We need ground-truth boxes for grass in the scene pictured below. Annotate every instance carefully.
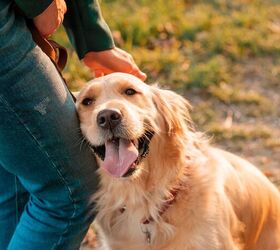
[53,0,280,184]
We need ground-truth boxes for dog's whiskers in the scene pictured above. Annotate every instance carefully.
[79,136,91,152]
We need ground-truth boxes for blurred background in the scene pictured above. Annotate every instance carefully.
[52,0,280,248]
[54,0,280,187]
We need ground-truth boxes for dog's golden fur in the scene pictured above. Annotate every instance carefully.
[76,73,280,250]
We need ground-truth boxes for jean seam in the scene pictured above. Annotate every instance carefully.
[0,94,77,249]
[14,177,19,224]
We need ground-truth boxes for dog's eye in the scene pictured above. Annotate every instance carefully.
[81,98,93,106]
[125,88,136,96]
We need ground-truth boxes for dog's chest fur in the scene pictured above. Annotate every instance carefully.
[98,207,163,250]
[94,174,180,250]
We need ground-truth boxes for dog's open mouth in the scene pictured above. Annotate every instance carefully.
[91,131,154,178]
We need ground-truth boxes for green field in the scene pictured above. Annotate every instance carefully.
[53,0,280,185]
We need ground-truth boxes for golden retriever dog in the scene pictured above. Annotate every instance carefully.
[76,73,280,250]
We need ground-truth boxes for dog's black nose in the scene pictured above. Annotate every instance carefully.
[97,109,122,129]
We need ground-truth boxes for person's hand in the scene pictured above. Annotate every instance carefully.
[33,0,67,38]
[83,47,147,81]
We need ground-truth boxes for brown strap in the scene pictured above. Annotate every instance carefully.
[48,40,68,72]
[28,23,68,72]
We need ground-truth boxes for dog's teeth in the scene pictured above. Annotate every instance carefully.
[133,139,139,148]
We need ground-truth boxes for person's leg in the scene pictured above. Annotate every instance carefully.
[0,2,98,250]
[0,165,29,247]
[0,3,31,246]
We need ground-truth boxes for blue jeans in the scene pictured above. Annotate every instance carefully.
[0,1,98,249]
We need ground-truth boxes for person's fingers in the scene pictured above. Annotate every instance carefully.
[95,63,147,81]
[134,70,147,81]
[33,0,66,37]
[129,67,147,81]
[122,51,147,81]
[83,49,147,81]
[126,56,147,81]
[60,0,67,14]
[94,64,146,81]
[94,69,105,78]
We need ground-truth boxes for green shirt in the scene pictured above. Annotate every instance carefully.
[15,0,115,59]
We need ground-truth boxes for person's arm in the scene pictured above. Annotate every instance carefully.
[63,0,146,80]
[63,0,114,59]
[15,0,146,80]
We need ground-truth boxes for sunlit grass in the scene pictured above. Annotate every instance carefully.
[53,0,280,92]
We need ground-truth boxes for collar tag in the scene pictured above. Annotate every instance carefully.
[141,223,152,244]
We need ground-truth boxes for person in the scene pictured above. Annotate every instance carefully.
[0,0,146,249]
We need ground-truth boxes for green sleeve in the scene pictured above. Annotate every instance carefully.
[14,0,53,18]
[63,0,115,59]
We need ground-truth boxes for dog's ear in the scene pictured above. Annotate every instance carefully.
[152,86,192,136]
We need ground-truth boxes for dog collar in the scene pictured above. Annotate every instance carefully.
[141,183,183,225]
[119,180,187,244]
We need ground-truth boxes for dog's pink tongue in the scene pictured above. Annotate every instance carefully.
[102,139,138,177]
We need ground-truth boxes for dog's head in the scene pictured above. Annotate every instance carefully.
[76,73,192,179]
